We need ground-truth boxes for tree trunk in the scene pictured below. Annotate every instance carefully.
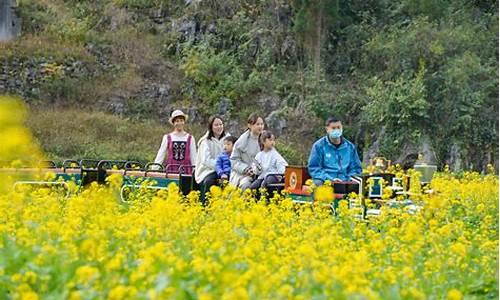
[314,11,322,82]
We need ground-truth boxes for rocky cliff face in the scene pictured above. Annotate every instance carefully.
[0,0,21,41]
[0,1,497,170]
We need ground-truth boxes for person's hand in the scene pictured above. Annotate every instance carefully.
[244,167,254,176]
[221,174,228,180]
[251,162,262,175]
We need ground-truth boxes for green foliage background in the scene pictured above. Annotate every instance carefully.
[1,0,497,169]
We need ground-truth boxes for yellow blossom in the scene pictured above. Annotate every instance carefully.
[447,289,463,300]
[20,291,39,300]
[0,107,497,300]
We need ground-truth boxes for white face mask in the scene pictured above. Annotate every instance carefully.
[329,128,342,139]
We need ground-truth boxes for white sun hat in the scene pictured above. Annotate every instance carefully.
[169,109,188,125]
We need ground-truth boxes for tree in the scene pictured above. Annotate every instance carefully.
[291,0,339,80]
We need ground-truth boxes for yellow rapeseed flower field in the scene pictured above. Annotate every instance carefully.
[0,97,498,299]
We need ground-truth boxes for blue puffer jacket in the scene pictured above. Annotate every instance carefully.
[215,151,232,178]
[307,136,362,182]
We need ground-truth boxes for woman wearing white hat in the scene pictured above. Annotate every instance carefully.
[154,110,197,174]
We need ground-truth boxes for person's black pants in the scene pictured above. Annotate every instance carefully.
[249,175,282,189]
[200,172,219,205]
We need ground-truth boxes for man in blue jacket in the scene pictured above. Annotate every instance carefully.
[308,117,362,185]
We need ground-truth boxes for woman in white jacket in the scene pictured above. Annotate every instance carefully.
[195,116,228,190]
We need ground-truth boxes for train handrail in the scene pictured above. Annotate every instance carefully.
[79,159,101,170]
[178,164,195,176]
[162,164,193,178]
[62,159,80,172]
[165,164,184,176]
[41,160,58,169]
[97,160,128,171]
[350,176,363,198]
[144,163,165,177]
[124,161,143,175]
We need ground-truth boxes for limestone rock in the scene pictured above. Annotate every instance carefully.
[362,127,386,165]
[0,0,21,41]
[256,95,281,114]
[446,143,463,172]
[396,135,438,168]
[265,110,287,137]
[217,97,231,117]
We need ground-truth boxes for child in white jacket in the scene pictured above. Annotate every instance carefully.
[249,131,288,190]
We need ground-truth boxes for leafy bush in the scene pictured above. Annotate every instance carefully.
[6,0,498,171]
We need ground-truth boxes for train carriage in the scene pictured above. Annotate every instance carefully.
[1,157,435,218]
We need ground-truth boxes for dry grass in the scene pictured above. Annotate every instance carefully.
[25,108,205,163]
[24,107,310,165]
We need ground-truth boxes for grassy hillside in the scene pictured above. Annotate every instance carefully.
[2,0,498,171]
[25,109,308,164]
[25,109,192,163]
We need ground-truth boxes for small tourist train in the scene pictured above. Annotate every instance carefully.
[2,110,440,218]
[1,157,437,219]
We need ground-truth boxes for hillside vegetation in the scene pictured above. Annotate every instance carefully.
[1,0,497,169]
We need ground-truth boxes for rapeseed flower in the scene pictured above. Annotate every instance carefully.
[0,100,498,299]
